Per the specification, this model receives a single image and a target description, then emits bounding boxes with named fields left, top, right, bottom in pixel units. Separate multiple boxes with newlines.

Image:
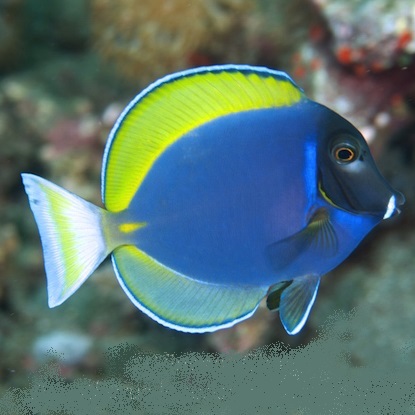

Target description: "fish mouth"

left=383, top=191, right=405, bottom=219
left=319, top=164, right=406, bottom=219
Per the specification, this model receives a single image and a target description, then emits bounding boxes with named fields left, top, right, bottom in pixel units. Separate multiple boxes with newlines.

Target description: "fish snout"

left=383, top=190, right=405, bottom=219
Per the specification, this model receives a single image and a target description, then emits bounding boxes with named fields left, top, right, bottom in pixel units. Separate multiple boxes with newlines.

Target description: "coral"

left=44, top=117, right=99, bottom=156
left=313, top=0, right=415, bottom=74
left=252, top=0, right=327, bottom=72
left=285, top=0, right=415, bottom=162
left=91, top=0, right=257, bottom=85
left=91, top=0, right=330, bottom=85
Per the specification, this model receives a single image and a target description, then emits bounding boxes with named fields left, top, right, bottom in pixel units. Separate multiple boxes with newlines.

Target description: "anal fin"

left=112, top=246, right=268, bottom=333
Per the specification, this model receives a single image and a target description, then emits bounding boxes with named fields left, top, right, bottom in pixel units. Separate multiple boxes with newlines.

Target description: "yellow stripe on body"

left=104, top=68, right=304, bottom=212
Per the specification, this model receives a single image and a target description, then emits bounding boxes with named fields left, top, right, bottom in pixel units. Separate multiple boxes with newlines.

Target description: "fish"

left=21, top=64, right=404, bottom=335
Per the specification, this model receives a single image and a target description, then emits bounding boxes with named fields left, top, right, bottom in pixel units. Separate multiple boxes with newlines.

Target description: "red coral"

left=45, top=117, right=101, bottom=156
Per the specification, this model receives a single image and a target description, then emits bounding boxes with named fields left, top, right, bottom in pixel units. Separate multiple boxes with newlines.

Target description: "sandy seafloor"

left=0, top=0, right=414, bottom=413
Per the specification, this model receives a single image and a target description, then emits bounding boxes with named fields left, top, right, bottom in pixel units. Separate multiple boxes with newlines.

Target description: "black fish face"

left=317, top=107, right=405, bottom=219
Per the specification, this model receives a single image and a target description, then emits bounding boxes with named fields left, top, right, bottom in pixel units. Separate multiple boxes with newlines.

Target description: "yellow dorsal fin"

left=102, top=65, right=305, bottom=212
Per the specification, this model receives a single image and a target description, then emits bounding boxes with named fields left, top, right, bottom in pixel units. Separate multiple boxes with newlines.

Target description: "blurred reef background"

left=0, top=0, right=414, bottom=396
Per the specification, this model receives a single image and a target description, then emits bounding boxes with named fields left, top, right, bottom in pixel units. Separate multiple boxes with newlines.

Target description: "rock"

left=32, top=330, right=93, bottom=365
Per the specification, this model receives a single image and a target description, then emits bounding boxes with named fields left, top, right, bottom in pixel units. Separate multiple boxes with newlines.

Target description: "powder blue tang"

left=22, top=65, right=404, bottom=335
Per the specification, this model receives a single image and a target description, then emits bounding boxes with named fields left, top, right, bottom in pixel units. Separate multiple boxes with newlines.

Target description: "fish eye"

left=331, top=138, right=359, bottom=164
left=334, top=146, right=356, bottom=162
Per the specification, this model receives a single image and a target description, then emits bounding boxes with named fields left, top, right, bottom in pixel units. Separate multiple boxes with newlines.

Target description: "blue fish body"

left=22, top=65, right=404, bottom=335
left=129, top=104, right=379, bottom=286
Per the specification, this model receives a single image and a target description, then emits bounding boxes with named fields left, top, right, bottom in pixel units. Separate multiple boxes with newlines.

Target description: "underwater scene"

left=1, top=0, right=415, bottom=413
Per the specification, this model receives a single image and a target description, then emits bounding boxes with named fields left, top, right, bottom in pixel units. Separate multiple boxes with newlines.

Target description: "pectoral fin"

left=279, top=274, right=320, bottom=335
left=267, top=207, right=338, bottom=271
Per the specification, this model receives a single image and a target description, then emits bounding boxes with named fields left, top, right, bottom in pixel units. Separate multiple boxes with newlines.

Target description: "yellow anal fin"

left=112, top=246, right=268, bottom=333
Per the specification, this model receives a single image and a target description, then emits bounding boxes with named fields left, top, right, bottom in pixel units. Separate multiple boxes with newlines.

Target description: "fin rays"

left=279, top=274, right=320, bottom=335
left=102, top=65, right=304, bottom=212
left=112, top=245, right=268, bottom=332
left=267, top=208, right=338, bottom=271
left=22, top=174, right=110, bottom=307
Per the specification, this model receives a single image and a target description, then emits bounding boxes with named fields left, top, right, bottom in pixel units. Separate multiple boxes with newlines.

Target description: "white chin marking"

left=383, top=195, right=396, bottom=220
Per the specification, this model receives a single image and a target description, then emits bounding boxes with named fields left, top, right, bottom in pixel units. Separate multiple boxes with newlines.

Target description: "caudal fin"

left=22, top=173, right=110, bottom=307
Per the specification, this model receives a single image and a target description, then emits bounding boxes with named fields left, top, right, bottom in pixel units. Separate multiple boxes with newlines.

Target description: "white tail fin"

left=22, top=173, right=110, bottom=307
